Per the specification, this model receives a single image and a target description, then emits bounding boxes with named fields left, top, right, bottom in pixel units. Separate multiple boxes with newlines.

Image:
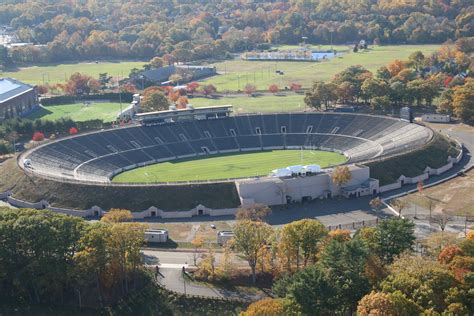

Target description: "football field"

left=112, top=149, right=347, bottom=183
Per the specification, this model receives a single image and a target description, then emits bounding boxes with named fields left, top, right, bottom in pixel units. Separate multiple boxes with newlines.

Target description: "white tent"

left=304, top=164, right=321, bottom=173
left=271, top=168, right=292, bottom=177
left=287, top=165, right=305, bottom=174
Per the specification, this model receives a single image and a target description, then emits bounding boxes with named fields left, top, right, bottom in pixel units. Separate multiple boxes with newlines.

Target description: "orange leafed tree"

left=387, top=59, right=406, bottom=77
left=101, top=209, right=133, bottom=223
left=269, top=84, right=279, bottom=94
left=241, top=298, right=286, bottom=316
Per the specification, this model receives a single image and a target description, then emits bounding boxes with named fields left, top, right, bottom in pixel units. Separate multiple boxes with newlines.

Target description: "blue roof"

left=0, top=78, right=34, bottom=103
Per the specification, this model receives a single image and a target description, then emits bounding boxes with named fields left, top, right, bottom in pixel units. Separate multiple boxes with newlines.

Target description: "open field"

left=191, top=94, right=305, bottom=113
left=26, top=102, right=123, bottom=122
left=400, top=170, right=474, bottom=217
left=112, top=149, right=347, bottom=183
left=0, top=61, right=145, bottom=85
left=199, top=45, right=441, bottom=91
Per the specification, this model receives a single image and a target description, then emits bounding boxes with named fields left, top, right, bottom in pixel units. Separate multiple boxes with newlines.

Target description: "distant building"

left=0, top=78, right=38, bottom=121
left=144, top=229, right=169, bottom=243
left=421, top=114, right=450, bottom=123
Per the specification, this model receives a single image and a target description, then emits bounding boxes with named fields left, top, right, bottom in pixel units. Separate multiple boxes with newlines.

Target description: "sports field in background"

left=199, top=45, right=441, bottom=90
left=26, top=102, right=124, bottom=122
left=191, top=94, right=305, bottom=113
left=112, top=149, right=347, bottom=183
left=1, top=61, right=145, bottom=85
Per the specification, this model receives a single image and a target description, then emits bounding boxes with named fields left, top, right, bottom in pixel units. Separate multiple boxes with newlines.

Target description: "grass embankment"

left=26, top=102, right=124, bottom=122
left=0, top=158, right=240, bottom=211
left=1, top=61, right=145, bottom=85
left=367, top=134, right=460, bottom=185
left=200, top=45, right=441, bottom=90
left=112, top=150, right=347, bottom=183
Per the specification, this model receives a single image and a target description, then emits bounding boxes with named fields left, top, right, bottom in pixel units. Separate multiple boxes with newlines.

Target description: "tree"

left=98, top=73, right=112, bottom=90
left=244, top=84, right=257, bottom=96
left=64, top=73, right=101, bottom=96
left=37, top=85, right=49, bottom=95
left=438, top=245, right=463, bottom=265
left=387, top=60, right=406, bottom=77
left=268, top=84, right=279, bottom=94
left=278, top=219, right=328, bottom=270
left=319, top=238, right=370, bottom=313
left=408, top=51, right=425, bottom=71
left=191, top=236, right=204, bottom=266
left=280, top=265, right=337, bottom=315
left=357, top=291, right=397, bottom=316
left=176, top=96, right=188, bottom=108
left=186, top=82, right=200, bottom=94
left=149, top=56, right=163, bottom=69
left=374, top=218, right=415, bottom=264
left=290, top=83, right=302, bottom=93
left=233, top=220, right=273, bottom=283
left=101, top=209, right=133, bottom=223
left=69, top=127, right=78, bottom=135
left=305, top=81, right=338, bottom=109
left=32, top=131, right=45, bottom=141
left=242, top=298, right=287, bottom=316
left=369, top=197, right=383, bottom=211
left=201, top=84, right=217, bottom=97
left=140, top=91, right=170, bottom=112
left=235, top=204, right=271, bottom=222
left=452, top=79, right=474, bottom=124
left=390, top=199, right=408, bottom=217
left=331, top=165, right=351, bottom=188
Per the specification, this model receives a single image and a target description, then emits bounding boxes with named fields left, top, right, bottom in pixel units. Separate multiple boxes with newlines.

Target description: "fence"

left=326, top=218, right=380, bottom=231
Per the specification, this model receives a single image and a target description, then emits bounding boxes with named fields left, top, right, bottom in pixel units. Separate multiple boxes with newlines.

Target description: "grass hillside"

left=1, top=61, right=145, bottom=85
left=200, top=45, right=441, bottom=90
left=0, top=158, right=240, bottom=211
left=26, top=102, right=124, bottom=122
left=368, top=134, right=460, bottom=185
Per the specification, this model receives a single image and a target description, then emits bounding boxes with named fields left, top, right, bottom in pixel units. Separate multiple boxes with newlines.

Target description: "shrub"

left=32, top=131, right=45, bottom=141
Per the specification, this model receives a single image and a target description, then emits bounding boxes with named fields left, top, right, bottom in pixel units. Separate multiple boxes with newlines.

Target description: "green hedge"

left=42, top=93, right=134, bottom=106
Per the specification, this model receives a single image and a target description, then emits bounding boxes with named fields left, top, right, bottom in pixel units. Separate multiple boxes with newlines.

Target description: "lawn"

left=199, top=45, right=441, bottom=91
left=26, top=102, right=124, bottom=122
left=190, top=94, right=305, bottom=113
left=1, top=60, right=145, bottom=85
left=112, top=149, right=347, bottom=183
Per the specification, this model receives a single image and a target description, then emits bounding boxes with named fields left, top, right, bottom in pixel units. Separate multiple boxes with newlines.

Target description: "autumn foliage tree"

left=32, top=131, right=45, bottom=141
left=241, top=298, right=287, bottom=316
left=268, top=84, right=279, bottom=94
left=63, top=72, right=100, bottom=96
left=244, top=84, right=257, bottom=96
left=69, top=127, right=78, bottom=135
left=331, top=165, right=351, bottom=188
left=233, top=220, right=273, bottom=283
left=101, top=209, right=133, bottom=223
left=235, top=204, right=271, bottom=222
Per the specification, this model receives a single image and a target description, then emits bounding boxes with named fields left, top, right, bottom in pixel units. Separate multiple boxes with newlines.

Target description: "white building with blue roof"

left=0, top=77, right=38, bottom=120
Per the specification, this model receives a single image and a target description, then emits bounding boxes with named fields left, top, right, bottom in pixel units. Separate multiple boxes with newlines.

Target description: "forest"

left=0, top=0, right=472, bottom=64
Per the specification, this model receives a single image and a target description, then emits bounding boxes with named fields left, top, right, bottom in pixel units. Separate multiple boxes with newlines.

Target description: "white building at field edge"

left=236, top=165, right=379, bottom=206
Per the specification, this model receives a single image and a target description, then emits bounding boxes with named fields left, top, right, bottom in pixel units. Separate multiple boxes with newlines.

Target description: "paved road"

left=142, top=249, right=265, bottom=300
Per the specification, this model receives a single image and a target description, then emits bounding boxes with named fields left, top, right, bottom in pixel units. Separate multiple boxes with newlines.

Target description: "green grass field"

left=191, top=94, right=305, bottom=113
left=26, top=102, right=124, bottom=122
left=0, top=61, right=145, bottom=85
left=199, top=45, right=441, bottom=90
left=112, top=149, right=347, bottom=183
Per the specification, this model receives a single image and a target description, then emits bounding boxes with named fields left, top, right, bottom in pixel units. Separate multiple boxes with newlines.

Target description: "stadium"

left=5, top=104, right=462, bottom=218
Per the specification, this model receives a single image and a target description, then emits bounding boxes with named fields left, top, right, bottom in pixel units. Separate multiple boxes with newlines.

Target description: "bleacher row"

left=24, top=113, right=432, bottom=183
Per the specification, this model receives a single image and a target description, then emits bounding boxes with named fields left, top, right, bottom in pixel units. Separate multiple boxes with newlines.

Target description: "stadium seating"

left=24, top=113, right=432, bottom=183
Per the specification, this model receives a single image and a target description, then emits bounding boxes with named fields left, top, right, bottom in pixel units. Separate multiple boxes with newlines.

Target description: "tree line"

left=0, top=1, right=472, bottom=65
left=225, top=205, right=474, bottom=315
left=305, top=43, right=473, bottom=123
